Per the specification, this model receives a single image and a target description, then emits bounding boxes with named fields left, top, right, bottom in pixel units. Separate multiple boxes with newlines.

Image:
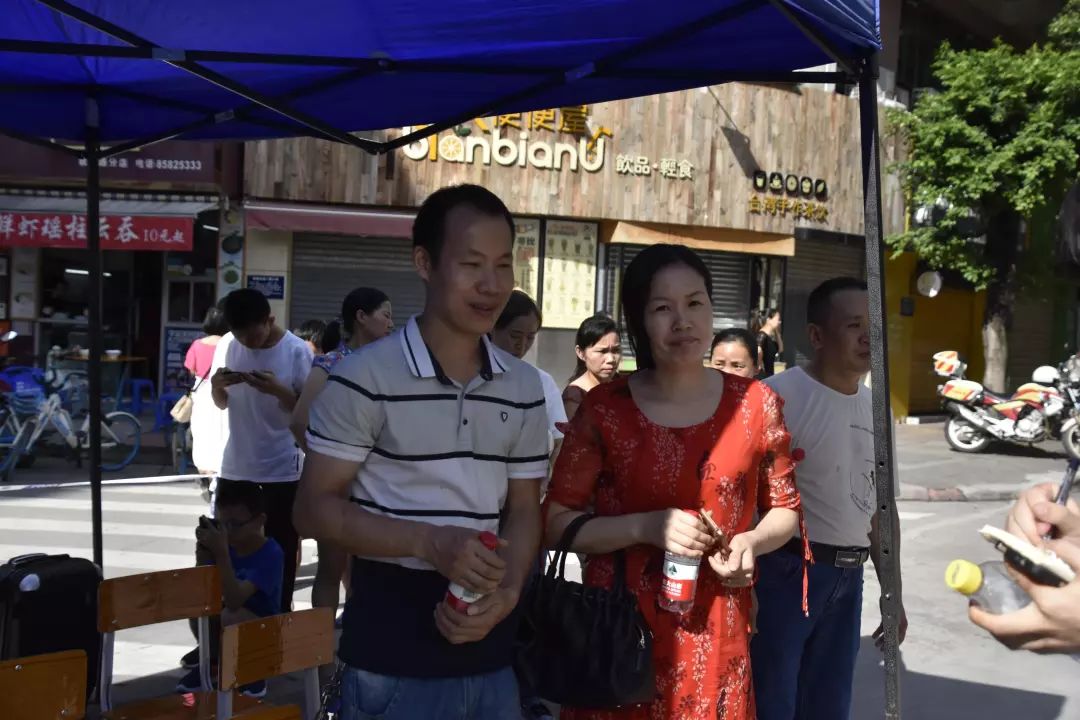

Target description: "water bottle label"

left=446, top=583, right=483, bottom=613
left=661, top=559, right=699, bottom=601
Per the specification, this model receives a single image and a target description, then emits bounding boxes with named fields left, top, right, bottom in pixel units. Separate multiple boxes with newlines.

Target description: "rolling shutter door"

left=783, top=234, right=866, bottom=367
left=602, top=244, right=751, bottom=358
left=289, top=234, right=425, bottom=330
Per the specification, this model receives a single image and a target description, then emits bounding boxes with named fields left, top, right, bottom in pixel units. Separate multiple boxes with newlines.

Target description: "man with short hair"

left=751, top=276, right=908, bottom=720
left=210, top=288, right=312, bottom=613
left=294, top=184, right=549, bottom=720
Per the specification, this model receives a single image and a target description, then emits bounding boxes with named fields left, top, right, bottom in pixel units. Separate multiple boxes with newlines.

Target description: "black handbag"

left=515, top=513, right=656, bottom=709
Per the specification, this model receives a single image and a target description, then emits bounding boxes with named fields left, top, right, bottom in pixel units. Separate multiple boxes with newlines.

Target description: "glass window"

left=167, top=281, right=192, bottom=323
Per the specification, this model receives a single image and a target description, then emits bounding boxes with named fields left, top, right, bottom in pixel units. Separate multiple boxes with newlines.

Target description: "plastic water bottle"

left=948, top=558, right=1080, bottom=662
left=658, top=511, right=701, bottom=615
left=945, top=559, right=1029, bottom=613
left=445, top=531, right=500, bottom=613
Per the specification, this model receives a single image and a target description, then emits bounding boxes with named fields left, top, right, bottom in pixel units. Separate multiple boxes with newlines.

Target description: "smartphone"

left=979, top=524, right=1076, bottom=587
left=198, top=516, right=220, bottom=530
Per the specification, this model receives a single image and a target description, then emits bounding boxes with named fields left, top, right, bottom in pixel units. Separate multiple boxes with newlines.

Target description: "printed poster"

left=513, top=218, right=541, bottom=301
left=10, top=247, right=39, bottom=320
left=541, top=220, right=597, bottom=329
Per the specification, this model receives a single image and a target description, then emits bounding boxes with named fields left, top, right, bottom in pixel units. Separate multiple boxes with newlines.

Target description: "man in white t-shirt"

left=751, top=277, right=907, bottom=720
left=210, top=288, right=313, bottom=612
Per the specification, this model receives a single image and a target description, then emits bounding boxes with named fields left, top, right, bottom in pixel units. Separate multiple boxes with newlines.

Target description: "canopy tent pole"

left=84, top=95, right=104, bottom=571
left=858, top=57, right=902, bottom=720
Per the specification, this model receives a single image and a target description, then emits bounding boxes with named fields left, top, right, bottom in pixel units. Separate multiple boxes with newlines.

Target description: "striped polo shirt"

left=306, top=315, right=549, bottom=677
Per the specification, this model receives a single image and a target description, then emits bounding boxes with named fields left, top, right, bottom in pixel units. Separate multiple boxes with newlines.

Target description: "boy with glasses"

left=177, top=481, right=284, bottom=697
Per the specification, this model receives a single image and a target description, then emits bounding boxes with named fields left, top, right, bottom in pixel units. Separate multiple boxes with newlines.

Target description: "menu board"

left=160, top=325, right=205, bottom=394
left=512, top=218, right=541, bottom=300
left=541, top=220, right=597, bottom=329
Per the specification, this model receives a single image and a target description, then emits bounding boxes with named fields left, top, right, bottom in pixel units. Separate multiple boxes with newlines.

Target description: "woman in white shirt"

left=490, top=289, right=567, bottom=455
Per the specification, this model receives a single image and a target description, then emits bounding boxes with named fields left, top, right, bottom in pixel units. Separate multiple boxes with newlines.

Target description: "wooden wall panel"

left=245, top=83, right=906, bottom=238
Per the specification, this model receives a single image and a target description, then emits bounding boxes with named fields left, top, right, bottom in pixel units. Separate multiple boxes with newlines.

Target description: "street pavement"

left=2, top=431, right=1079, bottom=719
left=895, top=423, right=1070, bottom=501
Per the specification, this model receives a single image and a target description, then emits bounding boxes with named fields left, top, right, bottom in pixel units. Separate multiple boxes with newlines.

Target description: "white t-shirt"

left=212, top=330, right=313, bottom=483
left=537, top=367, right=568, bottom=448
left=765, top=366, right=893, bottom=548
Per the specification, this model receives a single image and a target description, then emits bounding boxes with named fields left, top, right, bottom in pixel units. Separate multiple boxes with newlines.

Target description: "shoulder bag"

left=170, top=367, right=211, bottom=424
left=515, top=513, right=656, bottom=709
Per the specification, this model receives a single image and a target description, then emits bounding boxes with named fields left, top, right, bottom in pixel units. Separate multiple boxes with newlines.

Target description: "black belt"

left=783, top=538, right=870, bottom=569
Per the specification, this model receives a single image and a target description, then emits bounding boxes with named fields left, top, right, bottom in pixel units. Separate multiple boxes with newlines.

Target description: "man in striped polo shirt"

left=294, top=185, right=549, bottom=720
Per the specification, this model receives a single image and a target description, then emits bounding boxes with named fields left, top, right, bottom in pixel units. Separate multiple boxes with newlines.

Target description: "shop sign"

left=401, top=106, right=610, bottom=172
left=247, top=274, right=285, bottom=300
left=748, top=170, right=830, bottom=223
left=0, top=136, right=217, bottom=186
left=614, top=155, right=693, bottom=180
left=542, top=220, right=597, bottom=329
left=512, top=218, right=541, bottom=301
left=0, top=211, right=193, bottom=250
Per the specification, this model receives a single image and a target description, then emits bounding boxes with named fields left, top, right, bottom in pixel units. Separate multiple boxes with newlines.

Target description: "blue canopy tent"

left=0, top=0, right=901, bottom=715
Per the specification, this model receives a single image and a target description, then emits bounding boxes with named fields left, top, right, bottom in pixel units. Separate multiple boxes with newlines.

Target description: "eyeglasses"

left=216, top=516, right=256, bottom=531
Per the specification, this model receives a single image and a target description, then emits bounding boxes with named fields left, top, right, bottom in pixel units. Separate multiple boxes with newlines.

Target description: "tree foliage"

left=886, top=0, right=1080, bottom=291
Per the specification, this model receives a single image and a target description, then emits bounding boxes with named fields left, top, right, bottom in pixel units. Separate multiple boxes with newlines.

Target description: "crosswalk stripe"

left=0, top=517, right=196, bottom=539
left=0, top=498, right=203, bottom=517
left=97, top=485, right=207, bottom=500
left=898, top=511, right=933, bottom=521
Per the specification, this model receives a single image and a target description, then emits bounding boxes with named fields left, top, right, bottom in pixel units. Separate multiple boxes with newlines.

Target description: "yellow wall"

left=885, top=252, right=987, bottom=417
left=885, top=253, right=916, bottom=418
left=243, top=229, right=292, bottom=323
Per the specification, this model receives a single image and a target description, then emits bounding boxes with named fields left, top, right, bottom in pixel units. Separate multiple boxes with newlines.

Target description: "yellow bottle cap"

left=945, top=559, right=983, bottom=596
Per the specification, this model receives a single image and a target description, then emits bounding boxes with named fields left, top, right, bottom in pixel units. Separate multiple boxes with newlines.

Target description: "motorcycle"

left=932, top=350, right=1080, bottom=459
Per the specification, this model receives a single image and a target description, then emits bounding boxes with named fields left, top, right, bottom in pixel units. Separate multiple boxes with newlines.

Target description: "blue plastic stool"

left=155, top=391, right=184, bottom=432
left=122, top=378, right=156, bottom=416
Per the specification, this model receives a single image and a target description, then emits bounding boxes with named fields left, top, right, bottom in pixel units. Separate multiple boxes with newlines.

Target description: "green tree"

left=887, top=1, right=1080, bottom=390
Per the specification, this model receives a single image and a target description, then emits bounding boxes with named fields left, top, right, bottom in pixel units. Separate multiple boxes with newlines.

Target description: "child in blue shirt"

left=178, top=480, right=284, bottom=697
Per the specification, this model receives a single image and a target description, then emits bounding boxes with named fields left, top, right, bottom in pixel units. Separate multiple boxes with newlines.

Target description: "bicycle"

left=1, top=384, right=142, bottom=482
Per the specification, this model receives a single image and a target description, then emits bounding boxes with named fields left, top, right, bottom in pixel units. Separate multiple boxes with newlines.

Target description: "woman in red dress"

left=544, top=244, right=805, bottom=720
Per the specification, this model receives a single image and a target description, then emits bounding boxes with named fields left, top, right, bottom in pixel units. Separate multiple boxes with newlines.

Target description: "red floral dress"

left=545, top=372, right=803, bottom=720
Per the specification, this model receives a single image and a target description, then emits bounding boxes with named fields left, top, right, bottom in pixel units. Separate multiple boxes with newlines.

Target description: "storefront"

left=242, top=81, right=906, bottom=385
left=0, top=139, right=229, bottom=397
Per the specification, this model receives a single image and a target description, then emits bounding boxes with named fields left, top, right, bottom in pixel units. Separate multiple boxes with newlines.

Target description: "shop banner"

left=0, top=136, right=217, bottom=186
left=0, top=211, right=193, bottom=251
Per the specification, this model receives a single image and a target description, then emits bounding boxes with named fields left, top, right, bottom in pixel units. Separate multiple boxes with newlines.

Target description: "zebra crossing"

left=0, top=479, right=318, bottom=684
left=0, top=478, right=940, bottom=686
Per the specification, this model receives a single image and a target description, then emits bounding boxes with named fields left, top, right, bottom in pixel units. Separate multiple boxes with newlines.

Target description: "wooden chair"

left=0, top=649, right=87, bottom=720
left=97, top=565, right=259, bottom=719
left=217, top=608, right=335, bottom=720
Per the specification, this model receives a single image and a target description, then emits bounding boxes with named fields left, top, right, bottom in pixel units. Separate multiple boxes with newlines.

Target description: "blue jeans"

left=340, top=666, right=520, bottom=720
left=750, top=549, right=864, bottom=720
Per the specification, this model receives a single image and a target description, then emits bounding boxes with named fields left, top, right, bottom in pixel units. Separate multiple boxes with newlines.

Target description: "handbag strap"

left=190, top=365, right=213, bottom=394
left=548, top=512, right=629, bottom=590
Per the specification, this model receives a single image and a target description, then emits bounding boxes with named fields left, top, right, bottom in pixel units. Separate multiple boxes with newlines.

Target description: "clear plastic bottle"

left=945, top=559, right=1029, bottom=613
left=658, top=511, right=702, bottom=615
left=446, top=531, right=500, bottom=613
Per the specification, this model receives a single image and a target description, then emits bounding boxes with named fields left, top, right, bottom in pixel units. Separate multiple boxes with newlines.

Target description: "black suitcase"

left=0, top=553, right=102, bottom=697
